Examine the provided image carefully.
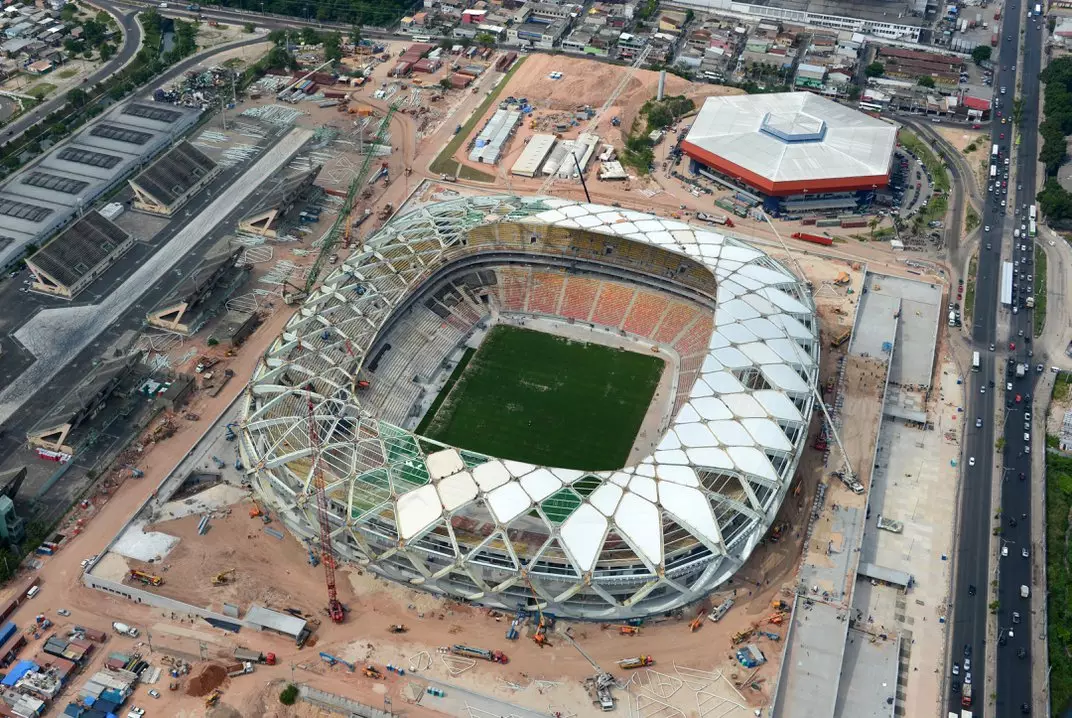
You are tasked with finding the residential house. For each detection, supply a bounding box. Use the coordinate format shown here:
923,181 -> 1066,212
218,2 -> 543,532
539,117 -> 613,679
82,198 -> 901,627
658,9 -> 688,35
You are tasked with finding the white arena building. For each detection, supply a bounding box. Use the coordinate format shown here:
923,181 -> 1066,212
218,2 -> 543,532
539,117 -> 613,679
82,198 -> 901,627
240,195 -> 819,620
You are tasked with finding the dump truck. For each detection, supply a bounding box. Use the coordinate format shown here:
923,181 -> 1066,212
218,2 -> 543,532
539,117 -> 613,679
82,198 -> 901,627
962,681 -> 973,707
696,212 -> 734,227
449,645 -> 509,664
616,655 -> 655,669
234,648 -> 276,665
112,622 -> 139,638
387,624 -> 408,633
226,661 -> 254,677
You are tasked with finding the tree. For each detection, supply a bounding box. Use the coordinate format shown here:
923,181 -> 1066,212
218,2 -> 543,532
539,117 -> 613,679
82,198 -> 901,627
99,43 -> 114,62
475,31 -> 496,47
243,22 -> 255,33
95,10 -> 111,26
869,217 -> 879,238
439,77 -> 453,89
865,61 -> 884,78
918,76 -> 936,88
60,4 -> 77,22
279,685 -> 298,705
971,45 -> 992,64
300,26 -> 321,45
349,25 -> 362,45
323,31 -> 343,62
66,88 -> 88,108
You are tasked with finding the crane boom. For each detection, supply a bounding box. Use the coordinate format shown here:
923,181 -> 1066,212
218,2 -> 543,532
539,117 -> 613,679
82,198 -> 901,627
302,103 -> 399,296
538,44 -> 652,194
306,387 -> 345,623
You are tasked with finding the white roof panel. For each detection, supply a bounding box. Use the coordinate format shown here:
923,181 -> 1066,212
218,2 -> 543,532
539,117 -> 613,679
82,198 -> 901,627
487,482 -> 532,523
472,460 -> 512,491
437,471 -> 479,511
560,504 -> 608,572
397,484 -> 443,540
615,492 -> 662,565
426,449 -> 465,480
682,93 -> 897,184
521,468 -> 562,501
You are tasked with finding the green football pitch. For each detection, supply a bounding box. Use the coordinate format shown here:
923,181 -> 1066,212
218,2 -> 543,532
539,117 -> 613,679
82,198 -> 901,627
418,325 -> 665,471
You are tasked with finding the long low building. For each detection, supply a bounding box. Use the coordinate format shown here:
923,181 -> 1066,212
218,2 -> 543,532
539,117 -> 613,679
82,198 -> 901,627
26,211 -> 135,300
468,109 -> 521,165
129,141 -> 220,217
510,134 -> 556,177
0,100 -> 200,270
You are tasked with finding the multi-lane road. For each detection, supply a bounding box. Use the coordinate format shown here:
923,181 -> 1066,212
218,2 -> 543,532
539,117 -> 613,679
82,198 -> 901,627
949,3 -> 1045,716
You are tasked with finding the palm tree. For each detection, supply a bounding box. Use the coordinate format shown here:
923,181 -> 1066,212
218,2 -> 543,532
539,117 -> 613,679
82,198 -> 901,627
869,217 -> 879,238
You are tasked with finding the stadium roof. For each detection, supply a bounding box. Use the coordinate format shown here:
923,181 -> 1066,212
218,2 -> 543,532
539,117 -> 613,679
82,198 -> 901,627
681,92 -> 897,195
243,196 -> 818,599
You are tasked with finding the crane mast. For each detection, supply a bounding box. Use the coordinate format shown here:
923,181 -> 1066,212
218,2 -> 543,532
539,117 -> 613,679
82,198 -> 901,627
306,388 -> 345,623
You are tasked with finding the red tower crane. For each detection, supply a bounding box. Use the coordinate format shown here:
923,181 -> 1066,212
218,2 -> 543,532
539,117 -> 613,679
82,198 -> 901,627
306,387 -> 345,623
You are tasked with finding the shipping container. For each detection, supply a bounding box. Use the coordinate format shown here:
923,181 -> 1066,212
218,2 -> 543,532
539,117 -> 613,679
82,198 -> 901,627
800,216 -> 818,225
840,219 -> 867,228
0,624 -> 16,649
74,626 -> 106,642
815,218 -> 842,227
791,232 -> 834,246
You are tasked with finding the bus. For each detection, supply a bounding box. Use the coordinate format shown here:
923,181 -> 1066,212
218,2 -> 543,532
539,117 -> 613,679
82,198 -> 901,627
858,102 -> 883,113
991,143 -> 999,157
1029,218 -> 1037,237
990,165 -> 997,178
1029,204 -> 1037,221
972,351 -> 981,372
412,35 -> 432,43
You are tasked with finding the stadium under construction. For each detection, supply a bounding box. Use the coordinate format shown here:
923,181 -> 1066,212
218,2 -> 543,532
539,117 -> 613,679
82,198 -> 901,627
239,195 -> 819,620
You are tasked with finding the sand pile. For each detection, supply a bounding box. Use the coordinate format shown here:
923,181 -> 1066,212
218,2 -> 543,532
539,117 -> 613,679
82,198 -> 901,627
185,663 -> 228,696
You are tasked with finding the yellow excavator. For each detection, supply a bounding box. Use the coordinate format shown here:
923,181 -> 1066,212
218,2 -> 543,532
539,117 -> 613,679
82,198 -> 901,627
211,569 -> 236,586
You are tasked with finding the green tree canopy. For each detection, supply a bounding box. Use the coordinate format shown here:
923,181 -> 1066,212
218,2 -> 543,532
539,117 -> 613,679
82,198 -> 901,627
917,76 -> 936,88
971,45 -> 992,64
865,61 -> 884,77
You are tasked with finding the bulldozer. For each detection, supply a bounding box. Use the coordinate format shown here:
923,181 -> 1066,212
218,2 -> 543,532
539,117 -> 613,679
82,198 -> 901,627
387,624 -> 408,633
362,665 -> 384,679
205,690 -> 222,707
732,628 -> 754,645
771,599 -> 790,611
212,569 -> 236,586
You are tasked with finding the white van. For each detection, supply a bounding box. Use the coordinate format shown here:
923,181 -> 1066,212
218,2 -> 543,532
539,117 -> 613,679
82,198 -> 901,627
26,585 -> 39,599
1014,229 -> 1020,239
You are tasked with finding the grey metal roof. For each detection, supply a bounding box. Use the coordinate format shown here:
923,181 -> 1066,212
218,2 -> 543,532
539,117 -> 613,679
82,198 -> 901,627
27,211 -> 130,288
130,141 -> 217,208
244,605 -> 307,636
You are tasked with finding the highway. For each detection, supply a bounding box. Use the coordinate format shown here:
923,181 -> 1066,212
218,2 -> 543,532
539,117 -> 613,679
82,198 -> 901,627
947,2 -> 1044,716
993,5 -> 1045,716
1,0 -> 141,143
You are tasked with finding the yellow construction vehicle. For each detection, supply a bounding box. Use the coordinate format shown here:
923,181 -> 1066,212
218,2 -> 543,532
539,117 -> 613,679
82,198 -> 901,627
212,569 -> 236,586
688,608 -> 705,632
615,625 -> 640,636
205,690 -> 221,707
129,569 -> 163,587
362,665 -> 384,679
523,572 -> 552,648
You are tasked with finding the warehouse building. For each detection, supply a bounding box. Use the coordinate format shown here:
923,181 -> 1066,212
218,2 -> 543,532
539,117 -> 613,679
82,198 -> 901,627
0,100 -> 200,271
25,211 -> 134,299
468,109 -> 521,165
680,92 -> 896,217
237,166 -> 321,238
510,134 -> 556,178
147,237 -> 247,336
129,141 -> 220,217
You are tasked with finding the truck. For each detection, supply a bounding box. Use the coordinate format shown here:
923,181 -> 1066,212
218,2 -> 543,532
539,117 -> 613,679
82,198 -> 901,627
972,351 -> 981,372
708,598 -> 734,623
790,231 -> 834,247
990,165 -> 997,178
129,569 -> 163,587
1034,3 -> 1042,15
616,655 -> 655,669
112,622 -> 138,638
234,648 -> 276,665
226,661 -> 254,677
1026,296 -> 1035,309
948,310 -> 957,327
449,645 -> 509,664
961,681 -> 973,707
1016,363 -> 1026,378
696,212 -> 734,227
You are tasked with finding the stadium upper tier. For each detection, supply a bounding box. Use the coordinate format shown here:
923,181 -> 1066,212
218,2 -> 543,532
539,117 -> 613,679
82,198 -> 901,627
241,195 -> 819,620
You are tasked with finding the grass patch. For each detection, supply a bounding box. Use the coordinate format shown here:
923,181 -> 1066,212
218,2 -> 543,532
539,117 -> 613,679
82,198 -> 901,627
898,128 -> 951,193
416,347 -> 475,435
1046,451 -> 1072,713
420,325 -> 664,470
1056,371 -> 1072,402
25,83 -> 57,100
966,207 -> 980,233
55,68 -> 78,79
429,56 -> 526,181
1035,244 -> 1047,338
964,254 -> 978,326
920,192 -> 949,224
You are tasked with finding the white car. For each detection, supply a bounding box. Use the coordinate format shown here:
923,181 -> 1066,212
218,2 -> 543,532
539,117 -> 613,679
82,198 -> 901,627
964,658 -> 971,672
1002,545 -> 1008,557
969,456 -> 976,467
985,225 -> 991,232
965,672 -> 972,685
1022,547 -> 1030,558
57,609 -> 70,617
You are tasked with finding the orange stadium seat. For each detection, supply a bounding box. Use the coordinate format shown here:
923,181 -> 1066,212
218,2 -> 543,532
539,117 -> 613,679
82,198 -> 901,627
528,271 -> 565,315
559,276 -> 600,321
674,316 -> 715,357
654,302 -> 701,344
591,283 -> 636,328
623,292 -> 670,338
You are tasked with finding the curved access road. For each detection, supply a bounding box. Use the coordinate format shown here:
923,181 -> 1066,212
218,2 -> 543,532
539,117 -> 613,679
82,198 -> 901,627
0,0 -> 142,144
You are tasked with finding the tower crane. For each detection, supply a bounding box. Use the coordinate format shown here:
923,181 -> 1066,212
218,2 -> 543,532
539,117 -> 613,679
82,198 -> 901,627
306,387 -> 345,623
538,44 -> 652,196
294,103 -> 400,301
